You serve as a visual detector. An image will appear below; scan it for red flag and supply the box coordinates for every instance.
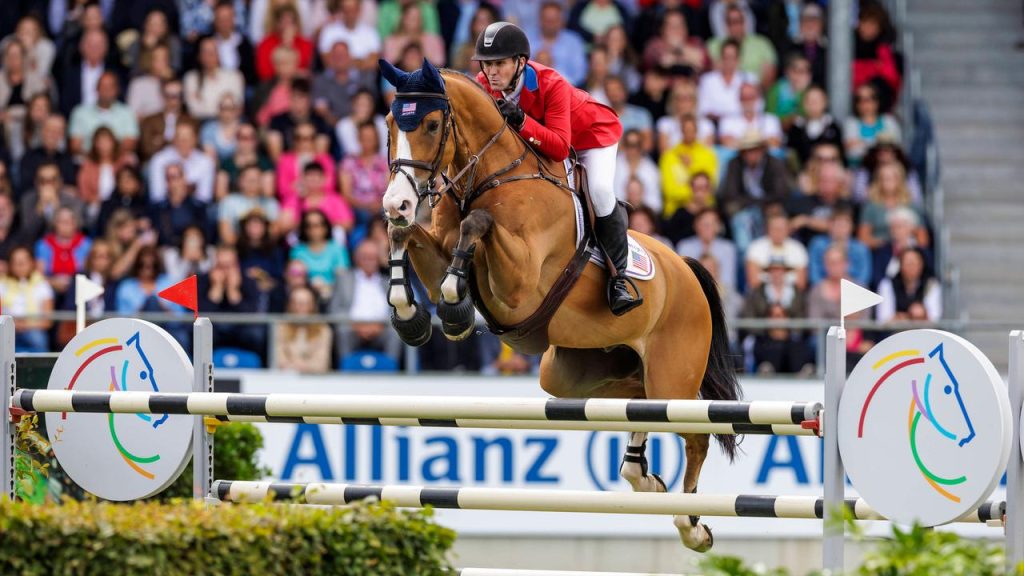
[158,275,199,319]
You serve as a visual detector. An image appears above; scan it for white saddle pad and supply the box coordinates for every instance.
[571,194,656,281]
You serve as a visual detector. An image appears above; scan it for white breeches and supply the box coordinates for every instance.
[565,143,619,217]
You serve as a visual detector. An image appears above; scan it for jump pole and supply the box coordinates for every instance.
[193,318,214,501]
[822,326,846,572]
[1,317,14,501]
[1008,331,1024,573]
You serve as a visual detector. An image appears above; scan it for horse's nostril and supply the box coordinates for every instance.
[399,200,410,212]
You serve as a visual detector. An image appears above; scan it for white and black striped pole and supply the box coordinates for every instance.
[210,480,1005,524]
[1,316,14,502]
[11,391,821,428]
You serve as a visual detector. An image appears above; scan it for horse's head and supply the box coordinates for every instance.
[380,58,455,227]
[920,343,976,447]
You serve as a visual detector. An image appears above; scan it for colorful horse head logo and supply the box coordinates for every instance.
[63,331,170,480]
[857,343,976,503]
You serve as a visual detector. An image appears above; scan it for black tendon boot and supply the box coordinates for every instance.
[594,205,643,316]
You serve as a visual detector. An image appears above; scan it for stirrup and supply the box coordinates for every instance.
[607,275,643,316]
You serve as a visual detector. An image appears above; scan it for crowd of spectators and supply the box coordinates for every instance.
[0,0,939,375]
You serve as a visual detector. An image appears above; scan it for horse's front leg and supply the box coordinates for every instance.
[387,223,448,346]
[438,209,494,340]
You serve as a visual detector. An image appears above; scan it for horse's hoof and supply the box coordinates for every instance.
[391,305,432,347]
[694,525,714,553]
[437,295,475,341]
[651,474,668,493]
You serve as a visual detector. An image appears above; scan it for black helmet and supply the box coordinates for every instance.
[472,22,531,61]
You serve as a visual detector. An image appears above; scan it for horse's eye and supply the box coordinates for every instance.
[426,120,440,133]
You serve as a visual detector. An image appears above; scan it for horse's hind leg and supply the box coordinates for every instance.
[619,432,667,493]
[673,433,713,552]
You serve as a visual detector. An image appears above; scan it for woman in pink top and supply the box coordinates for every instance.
[276,122,336,207]
[256,46,301,127]
[281,161,353,235]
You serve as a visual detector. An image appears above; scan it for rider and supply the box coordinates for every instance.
[471,22,643,316]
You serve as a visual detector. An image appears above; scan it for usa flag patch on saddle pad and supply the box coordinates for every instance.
[571,195,656,281]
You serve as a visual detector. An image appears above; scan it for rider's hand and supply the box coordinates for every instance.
[497,99,525,130]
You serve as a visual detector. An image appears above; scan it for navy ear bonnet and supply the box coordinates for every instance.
[380,58,449,132]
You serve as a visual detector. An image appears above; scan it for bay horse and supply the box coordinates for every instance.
[379,58,740,552]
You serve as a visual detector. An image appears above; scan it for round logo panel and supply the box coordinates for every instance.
[838,329,1011,526]
[46,319,194,501]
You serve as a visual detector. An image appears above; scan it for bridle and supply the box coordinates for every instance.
[388,83,573,218]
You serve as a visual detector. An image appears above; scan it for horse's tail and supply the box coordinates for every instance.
[684,256,742,462]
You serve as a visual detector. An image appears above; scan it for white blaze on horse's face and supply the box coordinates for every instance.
[383,129,420,227]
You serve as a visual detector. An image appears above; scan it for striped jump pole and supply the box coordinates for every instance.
[12,390,822,429]
[210,480,1005,524]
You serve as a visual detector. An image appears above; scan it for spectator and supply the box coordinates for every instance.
[200,94,243,161]
[807,245,849,321]
[876,247,941,323]
[853,3,901,112]
[250,0,313,45]
[720,82,782,150]
[642,9,709,76]
[19,160,84,242]
[603,26,641,92]
[568,0,628,42]
[148,121,216,203]
[708,0,755,39]
[77,127,130,227]
[808,205,872,288]
[18,114,76,196]
[450,3,500,73]
[746,210,808,290]
[9,15,55,88]
[275,284,332,372]
[740,257,813,375]
[184,36,245,121]
[844,83,901,166]
[857,162,928,251]
[530,2,588,87]
[677,207,737,291]
[0,39,49,162]
[383,3,446,65]
[317,0,381,73]
[630,65,670,121]
[0,194,26,268]
[335,89,388,157]
[180,0,244,43]
[340,122,388,229]
[139,79,194,164]
[151,162,209,248]
[313,41,377,127]
[219,164,281,245]
[697,39,756,123]
[197,244,266,355]
[98,166,149,234]
[872,206,929,288]
[68,72,139,157]
[329,239,400,363]
[35,206,91,296]
[276,123,337,208]
[788,160,849,244]
[707,5,777,88]
[163,225,214,281]
[237,210,286,307]
[614,129,661,214]
[114,245,176,313]
[124,8,182,76]
[59,239,118,329]
[254,46,302,128]
[659,114,717,218]
[782,3,828,88]
[215,122,274,198]
[851,140,923,204]
[657,80,714,152]
[126,44,177,118]
[786,86,844,168]
[18,94,53,167]
[718,131,791,221]
[605,77,653,151]
[104,208,158,280]
[255,4,314,82]
[583,46,612,103]
[57,29,111,118]
[290,208,350,301]
[207,0,256,87]
[627,205,672,247]
[766,54,812,130]
[377,0,441,39]
[285,162,353,234]
[0,246,53,352]
[267,78,333,161]
[663,171,715,244]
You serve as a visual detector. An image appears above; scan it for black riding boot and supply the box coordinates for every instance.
[594,205,643,316]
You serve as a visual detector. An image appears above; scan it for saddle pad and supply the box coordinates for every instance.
[571,195,656,281]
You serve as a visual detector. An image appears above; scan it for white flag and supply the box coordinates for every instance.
[840,278,882,319]
[75,274,105,306]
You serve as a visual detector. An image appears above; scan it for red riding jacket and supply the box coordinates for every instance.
[476,61,623,161]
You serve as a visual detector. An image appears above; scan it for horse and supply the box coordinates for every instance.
[378,58,740,552]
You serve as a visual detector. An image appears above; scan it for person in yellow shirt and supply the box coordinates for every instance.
[658,113,718,218]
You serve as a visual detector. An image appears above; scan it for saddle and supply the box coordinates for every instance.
[467,150,598,355]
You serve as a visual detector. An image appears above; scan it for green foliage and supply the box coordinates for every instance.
[161,422,272,500]
[698,555,792,576]
[0,498,456,576]
[853,522,1015,576]
[13,413,49,503]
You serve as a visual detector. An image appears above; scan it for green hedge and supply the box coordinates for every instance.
[0,498,456,576]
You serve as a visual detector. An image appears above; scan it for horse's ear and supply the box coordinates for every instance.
[420,58,444,91]
[379,59,408,89]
